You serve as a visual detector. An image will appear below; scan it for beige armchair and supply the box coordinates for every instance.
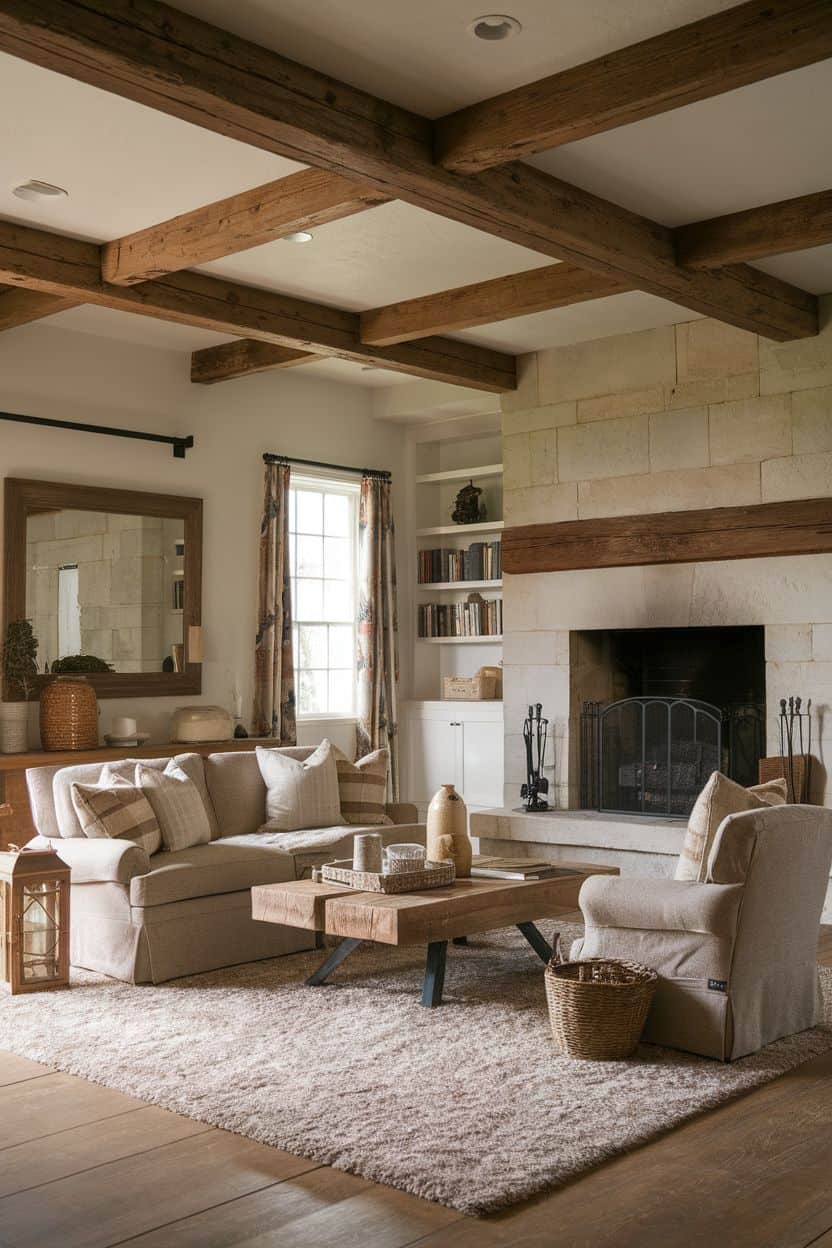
[574,804,832,1061]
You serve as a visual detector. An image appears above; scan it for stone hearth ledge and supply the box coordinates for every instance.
[471,808,686,881]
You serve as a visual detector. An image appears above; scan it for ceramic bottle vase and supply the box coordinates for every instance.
[426,783,472,877]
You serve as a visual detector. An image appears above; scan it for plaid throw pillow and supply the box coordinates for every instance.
[71,781,162,856]
[135,761,212,852]
[334,746,392,825]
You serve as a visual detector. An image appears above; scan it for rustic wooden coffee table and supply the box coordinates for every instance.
[252,861,617,1007]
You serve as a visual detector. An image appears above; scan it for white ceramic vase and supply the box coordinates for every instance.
[0,702,29,754]
[426,783,471,877]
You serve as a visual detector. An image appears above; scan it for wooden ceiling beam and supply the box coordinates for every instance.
[102,169,389,285]
[360,263,632,346]
[0,218,516,392]
[435,0,832,173]
[676,188,832,269]
[0,0,818,342]
[191,339,317,384]
[0,283,79,330]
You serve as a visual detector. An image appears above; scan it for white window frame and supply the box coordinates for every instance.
[289,471,360,721]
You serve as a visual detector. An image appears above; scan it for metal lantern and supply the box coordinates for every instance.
[0,846,70,994]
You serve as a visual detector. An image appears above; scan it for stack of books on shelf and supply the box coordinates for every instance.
[418,540,501,584]
[418,597,503,638]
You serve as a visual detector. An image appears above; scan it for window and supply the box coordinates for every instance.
[57,564,81,658]
[289,475,359,717]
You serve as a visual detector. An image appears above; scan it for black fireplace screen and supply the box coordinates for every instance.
[585,697,722,817]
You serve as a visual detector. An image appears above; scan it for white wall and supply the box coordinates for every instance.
[0,322,409,752]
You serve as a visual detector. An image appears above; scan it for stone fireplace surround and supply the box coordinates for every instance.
[472,311,832,920]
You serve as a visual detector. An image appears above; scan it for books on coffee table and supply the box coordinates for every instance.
[471,855,569,880]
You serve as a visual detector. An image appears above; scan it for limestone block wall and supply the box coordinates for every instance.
[501,304,832,811]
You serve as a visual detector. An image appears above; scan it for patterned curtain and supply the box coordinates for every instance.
[252,461,296,742]
[356,473,400,799]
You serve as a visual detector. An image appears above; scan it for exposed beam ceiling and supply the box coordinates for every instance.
[0,0,817,344]
[676,188,832,269]
[0,283,78,330]
[0,219,515,391]
[360,263,631,347]
[191,339,316,384]
[102,169,389,285]
[435,0,832,173]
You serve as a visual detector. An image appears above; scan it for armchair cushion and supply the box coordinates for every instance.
[675,772,786,883]
[27,834,151,886]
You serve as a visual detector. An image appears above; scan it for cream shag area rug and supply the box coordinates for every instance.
[1,922,831,1215]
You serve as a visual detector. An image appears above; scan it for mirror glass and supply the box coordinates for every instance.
[25,509,186,674]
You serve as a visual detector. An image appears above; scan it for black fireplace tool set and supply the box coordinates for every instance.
[778,696,812,803]
[519,702,550,812]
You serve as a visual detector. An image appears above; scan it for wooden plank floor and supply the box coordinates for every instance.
[0,922,829,1248]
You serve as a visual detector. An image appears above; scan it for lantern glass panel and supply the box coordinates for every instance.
[21,879,63,984]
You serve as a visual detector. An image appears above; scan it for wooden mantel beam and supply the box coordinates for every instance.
[0,0,817,343]
[102,169,389,285]
[503,498,832,575]
[0,218,516,392]
[435,1,832,173]
[676,188,832,269]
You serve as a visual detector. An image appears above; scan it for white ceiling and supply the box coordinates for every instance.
[0,2,830,388]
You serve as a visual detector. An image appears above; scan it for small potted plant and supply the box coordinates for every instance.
[0,620,39,753]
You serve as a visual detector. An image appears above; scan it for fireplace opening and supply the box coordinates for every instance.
[572,626,765,818]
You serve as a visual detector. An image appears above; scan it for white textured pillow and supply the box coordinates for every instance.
[256,740,345,833]
[135,760,212,852]
[675,772,777,883]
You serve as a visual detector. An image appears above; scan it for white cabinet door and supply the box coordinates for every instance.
[460,719,504,809]
[405,716,461,804]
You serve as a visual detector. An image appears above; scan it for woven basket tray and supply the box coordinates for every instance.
[544,937,657,1060]
[321,858,455,893]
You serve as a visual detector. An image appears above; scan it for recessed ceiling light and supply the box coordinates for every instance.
[469,14,522,40]
[12,179,69,202]
[282,230,313,243]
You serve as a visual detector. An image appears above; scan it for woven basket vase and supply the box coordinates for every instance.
[544,938,658,1061]
[40,677,99,751]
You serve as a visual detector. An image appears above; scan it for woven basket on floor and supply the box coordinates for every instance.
[39,677,99,751]
[544,938,658,1060]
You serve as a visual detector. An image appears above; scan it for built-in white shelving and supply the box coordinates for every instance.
[417,635,503,645]
[415,520,504,538]
[415,463,503,485]
[416,579,502,592]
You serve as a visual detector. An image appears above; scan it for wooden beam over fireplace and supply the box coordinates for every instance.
[503,498,832,574]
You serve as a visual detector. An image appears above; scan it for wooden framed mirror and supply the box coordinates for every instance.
[3,478,202,699]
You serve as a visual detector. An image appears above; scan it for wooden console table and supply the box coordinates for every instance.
[0,739,277,849]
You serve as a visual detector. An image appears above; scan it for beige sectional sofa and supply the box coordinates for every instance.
[25,746,424,984]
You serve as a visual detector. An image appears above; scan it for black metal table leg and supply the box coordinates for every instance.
[421,940,448,1007]
[306,937,362,986]
[517,921,553,964]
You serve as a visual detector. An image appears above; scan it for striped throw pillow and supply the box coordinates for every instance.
[71,781,162,856]
[334,747,392,825]
[135,761,212,852]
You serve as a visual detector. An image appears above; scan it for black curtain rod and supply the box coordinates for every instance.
[263,452,391,480]
[0,410,194,458]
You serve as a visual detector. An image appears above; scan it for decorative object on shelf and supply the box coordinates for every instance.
[384,842,427,874]
[50,654,113,674]
[352,832,383,874]
[0,844,70,994]
[171,643,184,673]
[480,664,503,699]
[520,702,550,812]
[171,705,233,743]
[0,620,39,754]
[544,938,657,1060]
[426,784,471,877]
[322,856,454,894]
[442,668,499,701]
[104,717,150,748]
[39,677,99,751]
[451,479,485,525]
[777,695,812,802]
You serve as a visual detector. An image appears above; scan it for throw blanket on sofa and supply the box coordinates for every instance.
[254,824,358,853]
